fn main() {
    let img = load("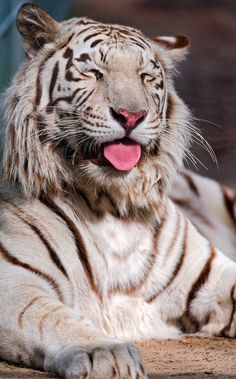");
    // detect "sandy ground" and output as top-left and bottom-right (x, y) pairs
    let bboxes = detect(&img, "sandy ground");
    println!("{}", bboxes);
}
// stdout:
(0, 337), (235, 378)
